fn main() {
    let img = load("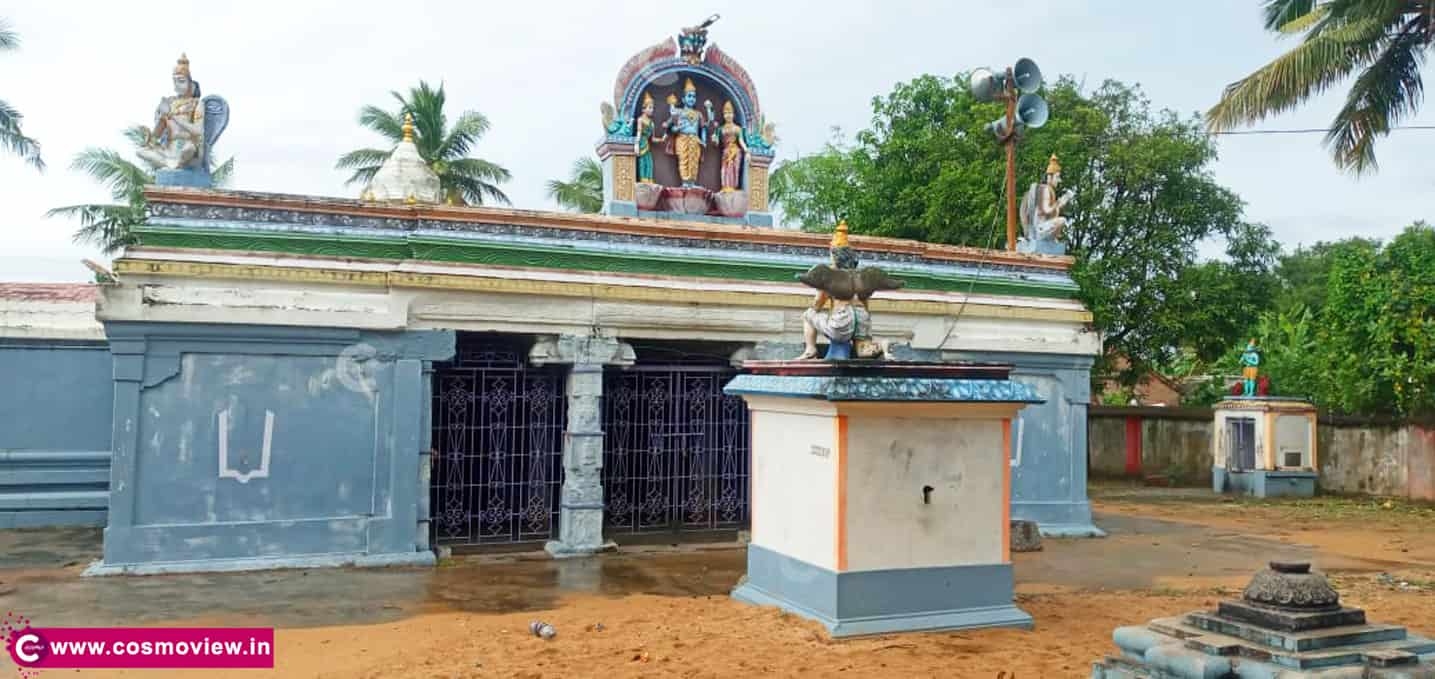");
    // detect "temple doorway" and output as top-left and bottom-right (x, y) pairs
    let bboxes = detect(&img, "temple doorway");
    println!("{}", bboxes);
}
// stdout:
(602, 341), (751, 543)
(430, 333), (567, 550)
